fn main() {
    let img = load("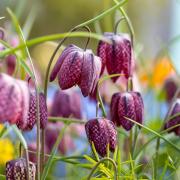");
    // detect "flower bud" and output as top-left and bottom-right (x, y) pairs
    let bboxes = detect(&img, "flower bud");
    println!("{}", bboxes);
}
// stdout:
(110, 91), (144, 130)
(85, 118), (117, 157)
